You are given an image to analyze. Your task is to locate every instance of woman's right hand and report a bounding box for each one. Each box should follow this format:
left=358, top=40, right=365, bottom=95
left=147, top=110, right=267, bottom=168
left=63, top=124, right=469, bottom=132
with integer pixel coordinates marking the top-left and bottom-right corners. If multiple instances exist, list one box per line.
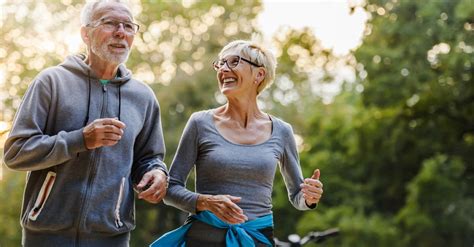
left=197, top=194, right=248, bottom=224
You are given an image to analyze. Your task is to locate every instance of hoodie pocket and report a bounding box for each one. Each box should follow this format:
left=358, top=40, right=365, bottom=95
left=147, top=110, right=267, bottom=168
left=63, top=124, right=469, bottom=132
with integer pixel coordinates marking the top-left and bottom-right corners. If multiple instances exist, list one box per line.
left=114, top=177, right=126, bottom=228
left=28, top=171, right=56, bottom=221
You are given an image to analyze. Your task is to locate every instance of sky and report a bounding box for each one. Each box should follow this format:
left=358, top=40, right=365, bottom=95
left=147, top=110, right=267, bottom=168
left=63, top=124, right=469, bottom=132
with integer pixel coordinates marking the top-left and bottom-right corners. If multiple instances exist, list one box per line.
left=256, top=0, right=369, bottom=104
left=258, top=0, right=368, bottom=55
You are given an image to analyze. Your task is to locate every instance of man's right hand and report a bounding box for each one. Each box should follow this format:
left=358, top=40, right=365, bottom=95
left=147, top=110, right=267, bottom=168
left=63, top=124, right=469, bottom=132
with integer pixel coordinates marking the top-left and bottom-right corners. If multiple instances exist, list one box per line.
left=83, top=118, right=126, bottom=150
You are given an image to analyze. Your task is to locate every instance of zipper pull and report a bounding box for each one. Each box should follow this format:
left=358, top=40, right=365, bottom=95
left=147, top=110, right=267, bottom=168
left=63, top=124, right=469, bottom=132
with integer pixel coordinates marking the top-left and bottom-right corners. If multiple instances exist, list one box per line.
left=102, top=84, right=107, bottom=92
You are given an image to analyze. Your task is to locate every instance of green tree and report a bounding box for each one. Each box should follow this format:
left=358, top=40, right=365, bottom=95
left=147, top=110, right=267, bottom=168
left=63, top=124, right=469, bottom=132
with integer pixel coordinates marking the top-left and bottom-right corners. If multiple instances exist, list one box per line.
left=355, top=1, right=474, bottom=245
left=397, top=155, right=473, bottom=246
left=297, top=0, right=473, bottom=246
left=0, top=164, right=25, bottom=247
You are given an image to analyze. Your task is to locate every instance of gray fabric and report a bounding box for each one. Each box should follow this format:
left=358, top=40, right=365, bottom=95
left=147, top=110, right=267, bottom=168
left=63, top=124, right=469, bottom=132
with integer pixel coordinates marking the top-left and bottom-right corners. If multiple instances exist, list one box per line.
left=4, top=55, right=167, bottom=245
left=164, top=110, right=313, bottom=220
left=22, top=229, right=130, bottom=247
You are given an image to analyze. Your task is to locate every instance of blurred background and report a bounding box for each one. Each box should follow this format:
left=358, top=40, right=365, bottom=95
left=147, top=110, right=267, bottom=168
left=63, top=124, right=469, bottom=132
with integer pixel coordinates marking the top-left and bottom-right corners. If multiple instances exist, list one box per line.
left=1, top=0, right=473, bottom=246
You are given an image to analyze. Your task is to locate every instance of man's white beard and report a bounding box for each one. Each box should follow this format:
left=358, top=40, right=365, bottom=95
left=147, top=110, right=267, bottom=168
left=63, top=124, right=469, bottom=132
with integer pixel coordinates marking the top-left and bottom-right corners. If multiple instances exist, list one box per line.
left=91, top=38, right=130, bottom=65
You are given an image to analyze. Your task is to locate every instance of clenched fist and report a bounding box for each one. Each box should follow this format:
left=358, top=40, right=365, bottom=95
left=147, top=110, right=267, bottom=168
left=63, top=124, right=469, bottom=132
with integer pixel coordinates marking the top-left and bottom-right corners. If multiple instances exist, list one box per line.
left=83, top=118, right=126, bottom=150
left=136, top=169, right=168, bottom=204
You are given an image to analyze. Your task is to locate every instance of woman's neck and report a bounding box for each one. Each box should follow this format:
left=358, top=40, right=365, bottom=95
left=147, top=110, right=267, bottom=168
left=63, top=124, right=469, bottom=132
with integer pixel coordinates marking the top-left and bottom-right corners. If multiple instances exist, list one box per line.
left=218, top=97, right=266, bottom=129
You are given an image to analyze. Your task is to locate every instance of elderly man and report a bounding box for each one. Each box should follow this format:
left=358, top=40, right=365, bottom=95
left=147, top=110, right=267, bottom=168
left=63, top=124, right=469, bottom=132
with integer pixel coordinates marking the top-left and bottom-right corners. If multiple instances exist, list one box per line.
left=3, top=1, right=167, bottom=246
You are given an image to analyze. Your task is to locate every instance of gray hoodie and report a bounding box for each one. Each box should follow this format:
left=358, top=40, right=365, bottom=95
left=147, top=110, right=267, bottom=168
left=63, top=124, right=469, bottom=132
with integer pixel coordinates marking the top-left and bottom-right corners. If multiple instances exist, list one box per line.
left=3, top=55, right=167, bottom=246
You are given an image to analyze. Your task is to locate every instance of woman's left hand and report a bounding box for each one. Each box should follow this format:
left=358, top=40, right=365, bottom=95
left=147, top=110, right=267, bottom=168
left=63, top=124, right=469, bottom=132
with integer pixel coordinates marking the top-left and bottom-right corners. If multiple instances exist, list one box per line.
left=300, top=169, right=323, bottom=206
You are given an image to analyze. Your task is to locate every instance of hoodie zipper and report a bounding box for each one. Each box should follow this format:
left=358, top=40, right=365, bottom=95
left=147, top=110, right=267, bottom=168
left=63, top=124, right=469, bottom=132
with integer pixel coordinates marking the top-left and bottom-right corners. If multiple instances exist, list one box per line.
left=74, top=82, right=108, bottom=246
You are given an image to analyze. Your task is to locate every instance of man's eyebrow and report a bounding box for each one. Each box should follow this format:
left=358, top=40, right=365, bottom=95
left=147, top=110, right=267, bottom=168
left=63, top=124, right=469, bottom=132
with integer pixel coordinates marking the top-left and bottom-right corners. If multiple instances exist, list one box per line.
left=99, top=16, right=134, bottom=22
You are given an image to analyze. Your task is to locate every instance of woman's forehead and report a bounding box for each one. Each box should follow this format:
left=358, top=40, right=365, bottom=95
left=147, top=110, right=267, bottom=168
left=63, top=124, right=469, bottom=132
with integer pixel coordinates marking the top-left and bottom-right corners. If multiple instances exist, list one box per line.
left=220, top=47, right=242, bottom=58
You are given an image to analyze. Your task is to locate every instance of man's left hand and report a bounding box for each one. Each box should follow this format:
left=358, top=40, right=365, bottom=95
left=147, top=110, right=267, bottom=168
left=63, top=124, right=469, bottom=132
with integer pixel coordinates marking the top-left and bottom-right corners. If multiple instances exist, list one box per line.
left=136, top=169, right=168, bottom=204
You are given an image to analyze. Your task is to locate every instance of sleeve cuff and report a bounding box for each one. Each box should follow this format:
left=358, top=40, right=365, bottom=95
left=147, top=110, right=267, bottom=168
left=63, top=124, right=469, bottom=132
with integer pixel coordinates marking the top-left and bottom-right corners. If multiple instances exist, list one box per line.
left=65, top=128, right=88, bottom=154
left=306, top=201, right=317, bottom=209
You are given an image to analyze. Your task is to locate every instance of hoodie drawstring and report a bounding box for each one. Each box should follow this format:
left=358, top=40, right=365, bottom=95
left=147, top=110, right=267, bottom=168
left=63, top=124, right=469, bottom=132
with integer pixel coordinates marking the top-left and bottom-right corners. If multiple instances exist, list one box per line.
left=118, top=84, right=121, bottom=121
left=84, top=70, right=122, bottom=126
left=84, top=71, right=92, bottom=126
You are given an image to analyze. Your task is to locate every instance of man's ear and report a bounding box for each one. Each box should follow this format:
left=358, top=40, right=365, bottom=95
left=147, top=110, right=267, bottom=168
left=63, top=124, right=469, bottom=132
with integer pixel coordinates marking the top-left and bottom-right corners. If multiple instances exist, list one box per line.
left=80, top=26, right=90, bottom=44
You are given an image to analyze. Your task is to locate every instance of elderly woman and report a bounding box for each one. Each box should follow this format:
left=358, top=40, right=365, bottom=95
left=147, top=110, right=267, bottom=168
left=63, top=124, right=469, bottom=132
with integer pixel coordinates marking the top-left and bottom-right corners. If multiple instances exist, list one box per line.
left=151, top=40, right=323, bottom=247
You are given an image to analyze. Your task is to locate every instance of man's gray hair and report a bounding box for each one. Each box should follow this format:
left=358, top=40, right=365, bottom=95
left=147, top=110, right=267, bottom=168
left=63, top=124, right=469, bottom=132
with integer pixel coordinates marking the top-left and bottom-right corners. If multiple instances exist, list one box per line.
left=80, top=0, right=132, bottom=26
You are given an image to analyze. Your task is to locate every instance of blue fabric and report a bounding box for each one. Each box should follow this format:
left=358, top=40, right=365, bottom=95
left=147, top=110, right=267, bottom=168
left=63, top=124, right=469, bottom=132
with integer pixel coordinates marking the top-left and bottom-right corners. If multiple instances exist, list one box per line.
left=150, top=211, right=273, bottom=247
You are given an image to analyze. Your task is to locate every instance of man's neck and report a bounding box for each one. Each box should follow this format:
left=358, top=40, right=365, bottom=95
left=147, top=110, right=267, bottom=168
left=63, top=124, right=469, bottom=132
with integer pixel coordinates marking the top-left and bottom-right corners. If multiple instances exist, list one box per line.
left=85, top=55, right=120, bottom=80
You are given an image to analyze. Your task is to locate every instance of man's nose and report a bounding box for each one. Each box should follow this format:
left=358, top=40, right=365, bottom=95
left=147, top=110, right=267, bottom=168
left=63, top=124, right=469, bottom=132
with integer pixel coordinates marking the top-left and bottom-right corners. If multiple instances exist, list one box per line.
left=113, top=23, right=126, bottom=37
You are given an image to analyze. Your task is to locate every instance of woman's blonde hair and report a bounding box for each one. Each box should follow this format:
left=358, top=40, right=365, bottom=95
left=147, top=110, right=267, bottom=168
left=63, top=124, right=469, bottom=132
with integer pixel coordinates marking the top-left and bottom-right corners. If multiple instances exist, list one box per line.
left=218, top=40, right=277, bottom=95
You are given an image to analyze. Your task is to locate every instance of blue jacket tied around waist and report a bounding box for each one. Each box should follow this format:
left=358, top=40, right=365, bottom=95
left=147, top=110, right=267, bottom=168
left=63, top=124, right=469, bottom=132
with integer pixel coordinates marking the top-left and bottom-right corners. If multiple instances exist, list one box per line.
left=150, top=211, right=273, bottom=247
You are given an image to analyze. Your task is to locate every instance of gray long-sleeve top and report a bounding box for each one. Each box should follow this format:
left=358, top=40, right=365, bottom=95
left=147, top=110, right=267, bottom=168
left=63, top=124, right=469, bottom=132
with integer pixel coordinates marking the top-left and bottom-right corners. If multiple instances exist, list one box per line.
left=164, top=110, right=313, bottom=220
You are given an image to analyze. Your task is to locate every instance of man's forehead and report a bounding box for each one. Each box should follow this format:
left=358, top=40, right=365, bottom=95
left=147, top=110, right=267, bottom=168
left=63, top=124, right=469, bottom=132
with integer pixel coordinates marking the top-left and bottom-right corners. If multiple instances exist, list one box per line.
left=91, top=2, right=133, bottom=22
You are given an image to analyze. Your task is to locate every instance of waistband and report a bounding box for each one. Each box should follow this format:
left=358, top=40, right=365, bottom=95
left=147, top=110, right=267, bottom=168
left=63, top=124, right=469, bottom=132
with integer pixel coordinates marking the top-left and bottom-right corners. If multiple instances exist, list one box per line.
left=23, top=229, right=130, bottom=247
left=150, top=211, right=273, bottom=247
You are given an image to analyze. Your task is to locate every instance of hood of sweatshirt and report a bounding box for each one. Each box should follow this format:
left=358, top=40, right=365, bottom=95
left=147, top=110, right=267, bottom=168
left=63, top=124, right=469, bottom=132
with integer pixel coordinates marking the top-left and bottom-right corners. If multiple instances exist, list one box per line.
left=58, top=54, right=133, bottom=124
left=59, top=54, right=132, bottom=85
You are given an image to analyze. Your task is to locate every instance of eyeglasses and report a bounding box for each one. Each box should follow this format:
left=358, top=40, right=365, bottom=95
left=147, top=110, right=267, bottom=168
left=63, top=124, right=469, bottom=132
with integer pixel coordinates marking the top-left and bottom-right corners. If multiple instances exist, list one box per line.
left=87, top=18, right=140, bottom=35
left=213, top=55, right=263, bottom=71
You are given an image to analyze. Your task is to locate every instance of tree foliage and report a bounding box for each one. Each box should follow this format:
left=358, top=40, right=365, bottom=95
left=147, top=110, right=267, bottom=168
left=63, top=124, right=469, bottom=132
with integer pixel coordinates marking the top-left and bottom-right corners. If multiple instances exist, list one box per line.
left=297, top=0, right=473, bottom=246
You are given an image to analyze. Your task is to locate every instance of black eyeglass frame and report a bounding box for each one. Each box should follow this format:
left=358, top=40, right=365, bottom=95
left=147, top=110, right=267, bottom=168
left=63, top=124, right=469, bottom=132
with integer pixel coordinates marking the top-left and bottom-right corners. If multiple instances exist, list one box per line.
left=86, top=18, right=140, bottom=34
left=213, top=55, right=264, bottom=71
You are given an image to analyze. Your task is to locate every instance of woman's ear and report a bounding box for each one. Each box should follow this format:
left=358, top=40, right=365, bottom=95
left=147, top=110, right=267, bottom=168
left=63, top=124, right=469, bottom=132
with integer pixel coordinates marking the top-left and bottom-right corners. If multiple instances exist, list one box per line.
left=255, top=68, right=266, bottom=84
